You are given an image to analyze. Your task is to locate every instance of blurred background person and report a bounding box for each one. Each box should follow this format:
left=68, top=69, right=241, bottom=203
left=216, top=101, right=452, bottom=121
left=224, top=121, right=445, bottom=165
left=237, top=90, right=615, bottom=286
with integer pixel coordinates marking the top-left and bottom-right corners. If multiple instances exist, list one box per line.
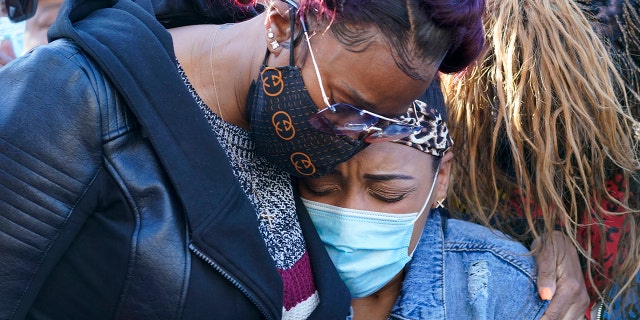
left=0, top=16, right=24, bottom=66
left=0, top=0, right=61, bottom=67
left=442, top=0, right=640, bottom=318
left=22, top=0, right=62, bottom=52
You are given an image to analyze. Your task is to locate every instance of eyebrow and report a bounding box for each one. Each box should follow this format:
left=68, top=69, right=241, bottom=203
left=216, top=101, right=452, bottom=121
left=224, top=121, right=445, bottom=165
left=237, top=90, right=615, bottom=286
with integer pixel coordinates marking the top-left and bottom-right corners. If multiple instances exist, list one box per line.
left=341, top=82, right=380, bottom=114
left=363, top=173, right=415, bottom=181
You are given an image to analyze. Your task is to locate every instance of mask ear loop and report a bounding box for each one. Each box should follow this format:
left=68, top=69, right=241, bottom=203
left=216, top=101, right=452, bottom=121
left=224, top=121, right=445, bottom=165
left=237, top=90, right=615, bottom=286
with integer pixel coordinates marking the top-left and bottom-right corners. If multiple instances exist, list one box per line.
left=288, top=3, right=296, bottom=66
left=413, top=161, right=441, bottom=223
left=281, top=0, right=300, bottom=66
left=407, top=161, right=441, bottom=257
left=281, top=0, right=333, bottom=109
left=409, top=162, right=442, bottom=257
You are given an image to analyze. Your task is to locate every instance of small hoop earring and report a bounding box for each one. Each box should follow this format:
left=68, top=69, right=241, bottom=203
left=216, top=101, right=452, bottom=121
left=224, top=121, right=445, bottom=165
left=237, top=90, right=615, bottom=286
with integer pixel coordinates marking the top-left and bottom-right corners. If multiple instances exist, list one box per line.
left=435, top=199, right=445, bottom=209
left=270, top=40, right=280, bottom=50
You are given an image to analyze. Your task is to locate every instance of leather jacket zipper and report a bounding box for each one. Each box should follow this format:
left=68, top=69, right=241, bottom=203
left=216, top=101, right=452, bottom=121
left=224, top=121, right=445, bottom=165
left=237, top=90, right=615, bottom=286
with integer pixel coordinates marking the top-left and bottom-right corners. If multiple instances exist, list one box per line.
left=594, top=300, right=605, bottom=320
left=188, top=243, right=273, bottom=320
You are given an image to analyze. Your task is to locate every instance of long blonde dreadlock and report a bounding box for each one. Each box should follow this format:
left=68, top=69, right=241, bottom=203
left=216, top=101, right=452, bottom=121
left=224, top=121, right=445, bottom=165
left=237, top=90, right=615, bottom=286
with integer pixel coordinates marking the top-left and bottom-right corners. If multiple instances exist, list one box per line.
left=441, top=0, right=640, bottom=310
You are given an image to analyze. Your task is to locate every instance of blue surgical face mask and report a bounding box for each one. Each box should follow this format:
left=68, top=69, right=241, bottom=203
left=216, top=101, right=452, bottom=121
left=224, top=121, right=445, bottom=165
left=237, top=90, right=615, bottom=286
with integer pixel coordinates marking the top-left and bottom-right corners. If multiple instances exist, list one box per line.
left=303, top=168, right=439, bottom=298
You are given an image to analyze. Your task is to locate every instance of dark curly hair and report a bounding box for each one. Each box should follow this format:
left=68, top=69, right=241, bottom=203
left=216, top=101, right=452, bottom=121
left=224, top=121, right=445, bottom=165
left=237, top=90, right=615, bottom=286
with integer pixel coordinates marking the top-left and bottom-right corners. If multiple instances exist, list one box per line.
left=297, top=0, right=486, bottom=78
left=210, top=0, right=484, bottom=78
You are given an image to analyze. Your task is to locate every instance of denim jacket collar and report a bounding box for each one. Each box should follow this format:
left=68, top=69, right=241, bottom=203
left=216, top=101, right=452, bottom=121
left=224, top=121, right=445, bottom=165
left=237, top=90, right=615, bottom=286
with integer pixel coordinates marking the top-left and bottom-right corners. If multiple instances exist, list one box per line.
left=389, top=209, right=446, bottom=319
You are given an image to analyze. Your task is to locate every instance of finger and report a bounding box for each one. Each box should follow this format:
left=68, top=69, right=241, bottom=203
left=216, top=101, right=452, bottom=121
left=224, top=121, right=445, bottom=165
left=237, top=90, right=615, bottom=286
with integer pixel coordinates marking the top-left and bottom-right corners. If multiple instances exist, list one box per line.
left=551, top=272, right=590, bottom=319
left=532, top=236, right=558, bottom=301
left=0, top=39, right=16, bottom=66
left=552, top=235, right=589, bottom=319
left=540, top=286, right=589, bottom=320
left=538, top=231, right=590, bottom=319
left=1, top=39, right=15, bottom=57
left=0, top=51, right=13, bottom=67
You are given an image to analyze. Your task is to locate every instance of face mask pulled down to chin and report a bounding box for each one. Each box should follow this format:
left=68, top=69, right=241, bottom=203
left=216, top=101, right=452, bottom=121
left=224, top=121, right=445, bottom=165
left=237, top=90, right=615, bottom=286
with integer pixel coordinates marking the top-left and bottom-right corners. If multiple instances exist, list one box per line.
left=247, top=65, right=366, bottom=178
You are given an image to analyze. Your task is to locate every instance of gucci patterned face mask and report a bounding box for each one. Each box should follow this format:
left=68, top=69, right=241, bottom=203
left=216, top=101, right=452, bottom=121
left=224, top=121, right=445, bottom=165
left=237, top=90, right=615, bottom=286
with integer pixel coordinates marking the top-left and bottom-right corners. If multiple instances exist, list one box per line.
left=246, top=65, right=366, bottom=178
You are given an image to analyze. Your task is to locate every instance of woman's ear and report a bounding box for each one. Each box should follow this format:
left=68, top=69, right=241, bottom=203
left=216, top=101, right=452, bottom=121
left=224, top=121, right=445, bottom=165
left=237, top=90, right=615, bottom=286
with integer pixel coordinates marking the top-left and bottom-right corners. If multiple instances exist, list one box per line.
left=433, top=152, right=453, bottom=205
left=264, top=1, right=295, bottom=55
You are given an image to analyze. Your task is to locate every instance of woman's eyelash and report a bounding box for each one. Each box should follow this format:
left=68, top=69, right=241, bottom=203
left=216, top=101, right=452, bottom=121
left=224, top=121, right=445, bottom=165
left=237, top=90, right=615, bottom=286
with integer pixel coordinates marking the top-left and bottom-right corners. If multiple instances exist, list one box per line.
left=369, top=190, right=410, bottom=203
left=368, top=186, right=416, bottom=203
left=308, top=189, right=333, bottom=196
left=371, top=193, right=407, bottom=203
left=305, top=184, right=340, bottom=196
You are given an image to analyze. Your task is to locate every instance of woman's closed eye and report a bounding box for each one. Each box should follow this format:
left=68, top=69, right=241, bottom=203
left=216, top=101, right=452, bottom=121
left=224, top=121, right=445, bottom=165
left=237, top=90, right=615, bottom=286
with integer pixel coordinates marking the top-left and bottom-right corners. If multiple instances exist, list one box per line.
left=302, top=180, right=341, bottom=196
left=368, top=185, right=415, bottom=203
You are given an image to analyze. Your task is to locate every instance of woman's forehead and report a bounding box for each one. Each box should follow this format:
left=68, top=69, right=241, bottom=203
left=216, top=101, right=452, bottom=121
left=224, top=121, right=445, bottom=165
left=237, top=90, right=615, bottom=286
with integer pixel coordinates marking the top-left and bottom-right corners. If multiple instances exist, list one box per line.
left=315, top=36, right=434, bottom=117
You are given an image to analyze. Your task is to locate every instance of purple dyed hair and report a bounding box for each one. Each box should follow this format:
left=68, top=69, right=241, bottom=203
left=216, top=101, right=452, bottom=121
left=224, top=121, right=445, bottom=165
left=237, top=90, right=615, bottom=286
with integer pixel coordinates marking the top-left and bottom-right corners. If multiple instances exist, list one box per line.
left=297, top=0, right=486, bottom=76
left=232, top=0, right=485, bottom=77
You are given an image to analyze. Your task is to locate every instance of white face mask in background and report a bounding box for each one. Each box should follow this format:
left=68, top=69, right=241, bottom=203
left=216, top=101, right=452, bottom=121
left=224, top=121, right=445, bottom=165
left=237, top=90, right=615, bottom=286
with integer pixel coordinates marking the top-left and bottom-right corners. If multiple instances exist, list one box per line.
left=0, top=17, right=25, bottom=57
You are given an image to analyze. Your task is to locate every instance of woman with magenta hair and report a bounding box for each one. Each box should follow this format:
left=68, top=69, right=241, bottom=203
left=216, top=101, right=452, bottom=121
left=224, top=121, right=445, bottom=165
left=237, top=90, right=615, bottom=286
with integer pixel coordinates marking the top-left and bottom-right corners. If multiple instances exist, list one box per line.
left=0, top=0, right=484, bottom=318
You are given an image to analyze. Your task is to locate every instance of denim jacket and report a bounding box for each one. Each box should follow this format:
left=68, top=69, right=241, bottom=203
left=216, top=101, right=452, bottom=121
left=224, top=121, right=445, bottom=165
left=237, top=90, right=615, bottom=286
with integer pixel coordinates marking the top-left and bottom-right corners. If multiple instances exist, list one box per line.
left=389, top=209, right=548, bottom=320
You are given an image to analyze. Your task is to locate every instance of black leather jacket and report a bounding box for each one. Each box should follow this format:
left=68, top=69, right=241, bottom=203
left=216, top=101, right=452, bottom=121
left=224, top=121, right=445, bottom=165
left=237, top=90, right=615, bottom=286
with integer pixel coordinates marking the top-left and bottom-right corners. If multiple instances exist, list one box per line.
left=0, top=0, right=350, bottom=318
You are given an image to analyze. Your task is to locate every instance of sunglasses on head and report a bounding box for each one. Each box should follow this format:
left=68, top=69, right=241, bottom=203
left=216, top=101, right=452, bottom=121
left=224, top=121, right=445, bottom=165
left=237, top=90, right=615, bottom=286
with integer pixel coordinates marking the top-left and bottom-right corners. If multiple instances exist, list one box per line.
left=2, top=0, right=37, bottom=22
left=280, top=0, right=422, bottom=143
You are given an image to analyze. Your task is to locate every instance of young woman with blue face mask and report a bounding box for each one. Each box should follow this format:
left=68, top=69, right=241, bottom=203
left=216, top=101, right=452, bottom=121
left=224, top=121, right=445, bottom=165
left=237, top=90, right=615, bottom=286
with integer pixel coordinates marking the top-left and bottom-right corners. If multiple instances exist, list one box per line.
left=299, top=83, right=551, bottom=319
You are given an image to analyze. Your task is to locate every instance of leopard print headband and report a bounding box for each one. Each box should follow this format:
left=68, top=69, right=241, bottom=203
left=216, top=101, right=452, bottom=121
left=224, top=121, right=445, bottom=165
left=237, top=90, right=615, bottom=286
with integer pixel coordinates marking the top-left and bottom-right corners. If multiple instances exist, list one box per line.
left=391, top=99, right=453, bottom=157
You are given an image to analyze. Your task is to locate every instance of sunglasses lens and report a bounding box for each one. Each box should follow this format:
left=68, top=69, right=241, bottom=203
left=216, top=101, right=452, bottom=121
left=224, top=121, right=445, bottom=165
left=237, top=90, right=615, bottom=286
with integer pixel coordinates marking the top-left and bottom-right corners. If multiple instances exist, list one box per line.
left=309, top=103, right=378, bottom=138
left=309, top=103, right=420, bottom=143
left=5, top=0, right=37, bottom=22
left=364, top=124, right=420, bottom=143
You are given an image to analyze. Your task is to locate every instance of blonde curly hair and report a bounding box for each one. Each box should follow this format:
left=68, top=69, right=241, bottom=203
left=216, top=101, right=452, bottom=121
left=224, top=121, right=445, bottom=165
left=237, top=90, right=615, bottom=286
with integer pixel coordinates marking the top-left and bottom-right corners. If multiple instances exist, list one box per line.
left=442, top=0, right=640, bottom=309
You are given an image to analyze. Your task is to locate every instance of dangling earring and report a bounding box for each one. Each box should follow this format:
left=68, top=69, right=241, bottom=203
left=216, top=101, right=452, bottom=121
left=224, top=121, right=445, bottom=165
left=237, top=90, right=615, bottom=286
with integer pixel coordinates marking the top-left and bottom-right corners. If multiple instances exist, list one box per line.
left=267, top=28, right=280, bottom=50
left=435, top=199, right=445, bottom=209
